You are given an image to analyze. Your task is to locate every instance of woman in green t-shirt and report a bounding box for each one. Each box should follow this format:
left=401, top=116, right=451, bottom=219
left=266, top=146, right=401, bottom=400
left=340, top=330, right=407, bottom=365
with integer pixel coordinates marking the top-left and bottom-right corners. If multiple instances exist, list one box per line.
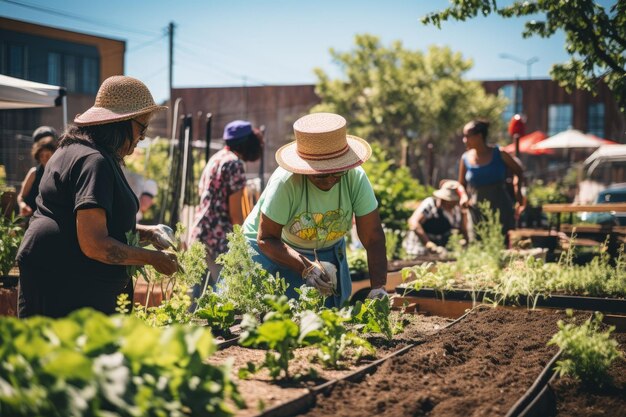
left=242, top=113, right=388, bottom=306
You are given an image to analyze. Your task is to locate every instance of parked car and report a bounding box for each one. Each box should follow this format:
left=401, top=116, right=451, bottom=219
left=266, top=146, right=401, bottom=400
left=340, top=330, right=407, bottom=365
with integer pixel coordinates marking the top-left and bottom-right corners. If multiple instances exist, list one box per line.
left=579, top=183, right=626, bottom=226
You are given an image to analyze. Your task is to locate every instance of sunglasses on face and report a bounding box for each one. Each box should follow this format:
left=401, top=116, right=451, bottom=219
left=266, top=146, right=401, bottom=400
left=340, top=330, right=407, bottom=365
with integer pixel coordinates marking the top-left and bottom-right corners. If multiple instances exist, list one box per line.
left=132, top=119, right=148, bottom=140
left=310, top=170, right=348, bottom=179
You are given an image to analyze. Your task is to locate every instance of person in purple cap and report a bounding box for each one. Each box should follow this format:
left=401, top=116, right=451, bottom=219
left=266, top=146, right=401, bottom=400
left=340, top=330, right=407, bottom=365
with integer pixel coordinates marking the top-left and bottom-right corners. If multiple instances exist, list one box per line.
left=190, top=120, right=263, bottom=291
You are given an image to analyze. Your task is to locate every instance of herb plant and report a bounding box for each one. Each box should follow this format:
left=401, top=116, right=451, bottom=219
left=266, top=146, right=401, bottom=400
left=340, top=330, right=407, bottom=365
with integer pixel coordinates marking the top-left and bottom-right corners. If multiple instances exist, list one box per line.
left=548, top=311, right=623, bottom=387
left=133, top=290, right=193, bottom=327
left=217, top=226, right=286, bottom=316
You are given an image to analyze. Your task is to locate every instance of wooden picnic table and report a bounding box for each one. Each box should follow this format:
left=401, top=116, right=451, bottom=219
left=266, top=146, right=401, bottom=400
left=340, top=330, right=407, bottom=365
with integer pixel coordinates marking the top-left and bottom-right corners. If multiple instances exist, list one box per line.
left=542, top=203, right=626, bottom=213
left=541, top=203, right=626, bottom=257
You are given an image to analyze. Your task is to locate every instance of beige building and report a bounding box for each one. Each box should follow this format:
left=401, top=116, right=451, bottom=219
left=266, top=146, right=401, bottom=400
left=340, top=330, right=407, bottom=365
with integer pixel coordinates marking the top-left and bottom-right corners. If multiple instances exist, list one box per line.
left=0, top=17, right=125, bottom=186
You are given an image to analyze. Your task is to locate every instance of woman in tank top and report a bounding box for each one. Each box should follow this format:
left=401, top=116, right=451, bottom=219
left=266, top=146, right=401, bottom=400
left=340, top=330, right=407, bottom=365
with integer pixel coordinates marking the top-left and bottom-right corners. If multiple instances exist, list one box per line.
left=457, top=120, right=525, bottom=241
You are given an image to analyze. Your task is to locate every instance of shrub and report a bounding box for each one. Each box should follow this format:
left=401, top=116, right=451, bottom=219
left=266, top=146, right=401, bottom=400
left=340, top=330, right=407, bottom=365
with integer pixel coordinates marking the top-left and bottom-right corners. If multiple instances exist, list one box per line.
left=362, top=143, right=432, bottom=231
left=0, top=216, right=23, bottom=275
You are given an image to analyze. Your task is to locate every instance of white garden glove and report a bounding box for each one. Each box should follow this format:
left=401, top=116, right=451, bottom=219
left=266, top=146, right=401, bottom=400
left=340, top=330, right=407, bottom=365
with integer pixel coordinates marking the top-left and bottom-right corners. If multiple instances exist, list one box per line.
left=152, top=224, right=176, bottom=250
left=302, top=262, right=334, bottom=296
left=367, top=287, right=388, bottom=299
left=425, top=241, right=447, bottom=256
left=319, top=261, right=338, bottom=293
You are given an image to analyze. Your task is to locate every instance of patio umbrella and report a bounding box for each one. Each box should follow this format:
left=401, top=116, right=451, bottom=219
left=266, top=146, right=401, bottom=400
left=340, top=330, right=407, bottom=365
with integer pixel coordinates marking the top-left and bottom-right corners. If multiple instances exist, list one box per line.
left=531, top=129, right=608, bottom=150
left=502, top=130, right=554, bottom=155
left=587, top=134, right=618, bottom=146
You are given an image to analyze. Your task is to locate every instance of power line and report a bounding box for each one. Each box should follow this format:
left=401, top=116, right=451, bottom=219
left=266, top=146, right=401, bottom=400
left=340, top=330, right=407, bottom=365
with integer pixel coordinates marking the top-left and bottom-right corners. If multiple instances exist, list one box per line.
left=176, top=45, right=267, bottom=85
left=2, top=0, right=160, bottom=38
left=141, top=65, right=168, bottom=82
left=128, top=33, right=167, bottom=52
left=177, top=35, right=302, bottom=79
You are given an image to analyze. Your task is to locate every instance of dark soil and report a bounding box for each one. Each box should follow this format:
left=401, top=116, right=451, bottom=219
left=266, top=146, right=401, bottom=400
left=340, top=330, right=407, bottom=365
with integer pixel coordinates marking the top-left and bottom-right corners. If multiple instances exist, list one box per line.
left=208, top=313, right=450, bottom=417
left=552, top=332, right=626, bottom=417
left=301, top=307, right=568, bottom=417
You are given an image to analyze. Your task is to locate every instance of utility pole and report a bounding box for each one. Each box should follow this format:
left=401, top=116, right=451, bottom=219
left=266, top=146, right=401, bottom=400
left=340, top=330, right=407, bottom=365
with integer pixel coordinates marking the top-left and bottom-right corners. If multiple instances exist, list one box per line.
left=168, top=22, right=175, bottom=95
left=168, top=21, right=175, bottom=134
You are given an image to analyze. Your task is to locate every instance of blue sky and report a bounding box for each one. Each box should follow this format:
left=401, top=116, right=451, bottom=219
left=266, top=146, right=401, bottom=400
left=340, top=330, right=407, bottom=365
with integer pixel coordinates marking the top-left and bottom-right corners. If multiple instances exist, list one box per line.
left=1, top=0, right=598, bottom=103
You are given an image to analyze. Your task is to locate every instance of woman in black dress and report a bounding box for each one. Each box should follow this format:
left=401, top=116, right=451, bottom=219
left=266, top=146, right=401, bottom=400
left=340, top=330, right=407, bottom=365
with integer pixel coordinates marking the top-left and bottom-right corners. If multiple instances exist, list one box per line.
left=17, top=129, right=58, bottom=220
left=17, top=76, right=178, bottom=318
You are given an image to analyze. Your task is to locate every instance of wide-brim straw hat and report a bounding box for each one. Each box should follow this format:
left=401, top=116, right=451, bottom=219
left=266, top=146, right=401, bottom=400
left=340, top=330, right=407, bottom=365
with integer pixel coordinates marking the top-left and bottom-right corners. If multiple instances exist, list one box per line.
left=74, top=76, right=167, bottom=126
left=275, top=113, right=371, bottom=174
left=433, top=180, right=461, bottom=202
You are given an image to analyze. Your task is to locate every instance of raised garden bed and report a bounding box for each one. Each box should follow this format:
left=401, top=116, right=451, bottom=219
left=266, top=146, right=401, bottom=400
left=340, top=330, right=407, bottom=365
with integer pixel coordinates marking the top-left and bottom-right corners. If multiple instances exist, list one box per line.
left=0, top=267, right=19, bottom=317
left=207, top=312, right=451, bottom=416
left=397, top=285, right=626, bottom=315
left=509, top=330, right=626, bottom=417
left=297, top=307, right=572, bottom=417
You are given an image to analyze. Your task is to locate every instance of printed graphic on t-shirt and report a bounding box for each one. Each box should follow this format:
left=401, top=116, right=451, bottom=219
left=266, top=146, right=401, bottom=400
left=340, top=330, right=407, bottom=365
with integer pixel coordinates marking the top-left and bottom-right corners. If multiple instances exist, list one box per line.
left=288, top=208, right=349, bottom=242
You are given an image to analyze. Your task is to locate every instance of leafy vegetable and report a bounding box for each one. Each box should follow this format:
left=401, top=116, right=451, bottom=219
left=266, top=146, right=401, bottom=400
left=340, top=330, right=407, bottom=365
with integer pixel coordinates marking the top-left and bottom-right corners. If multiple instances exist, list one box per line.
left=238, top=295, right=320, bottom=380
left=351, top=295, right=400, bottom=341
left=313, top=308, right=374, bottom=368
left=0, top=308, right=244, bottom=416
left=195, top=291, right=236, bottom=334
left=549, top=311, right=623, bottom=387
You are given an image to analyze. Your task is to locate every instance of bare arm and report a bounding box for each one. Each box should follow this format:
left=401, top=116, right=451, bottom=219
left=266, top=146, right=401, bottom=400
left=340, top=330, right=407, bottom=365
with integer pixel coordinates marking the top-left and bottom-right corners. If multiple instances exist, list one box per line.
left=355, top=209, right=387, bottom=289
left=228, top=188, right=245, bottom=226
left=76, top=208, right=177, bottom=275
left=257, top=212, right=314, bottom=276
left=408, top=209, right=431, bottom=245
left=17, top=168, right=37, bottom=216
left=500, top=151, right=525, bottom=205
left=457, top=158, right=469, bottom=207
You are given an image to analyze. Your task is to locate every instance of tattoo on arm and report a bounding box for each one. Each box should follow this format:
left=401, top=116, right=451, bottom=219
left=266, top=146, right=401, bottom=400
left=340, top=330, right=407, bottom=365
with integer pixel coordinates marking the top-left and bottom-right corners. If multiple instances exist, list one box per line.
left=106, top=245, right=128, bottom=264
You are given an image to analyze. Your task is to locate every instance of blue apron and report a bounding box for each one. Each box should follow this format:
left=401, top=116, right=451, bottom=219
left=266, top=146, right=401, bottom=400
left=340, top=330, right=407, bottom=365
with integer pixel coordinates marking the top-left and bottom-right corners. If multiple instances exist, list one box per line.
left=246, top=237, right=351, bottom=308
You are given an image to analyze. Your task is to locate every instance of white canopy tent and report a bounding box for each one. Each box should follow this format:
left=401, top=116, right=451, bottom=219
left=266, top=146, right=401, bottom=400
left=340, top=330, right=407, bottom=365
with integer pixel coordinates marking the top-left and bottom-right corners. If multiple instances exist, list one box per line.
left=0, top=74, right=67, bottom=127
left=584, top=144, right=626, bottom=176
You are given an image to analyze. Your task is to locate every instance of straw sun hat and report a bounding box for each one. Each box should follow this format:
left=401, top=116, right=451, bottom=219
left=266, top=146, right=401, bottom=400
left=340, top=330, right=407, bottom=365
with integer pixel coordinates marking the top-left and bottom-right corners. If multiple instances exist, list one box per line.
left=433, top=180, right=461, bottom=202
left=74, top=76, right=167, bottom=126
left=275, top=113, right=372, bottom=174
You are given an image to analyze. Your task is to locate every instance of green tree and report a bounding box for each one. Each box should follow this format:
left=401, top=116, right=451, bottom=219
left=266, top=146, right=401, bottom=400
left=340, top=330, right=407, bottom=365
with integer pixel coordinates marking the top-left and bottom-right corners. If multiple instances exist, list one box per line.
left=312, top=34, right=505, bottom=158
left=422, top=1, right=626, bottom=111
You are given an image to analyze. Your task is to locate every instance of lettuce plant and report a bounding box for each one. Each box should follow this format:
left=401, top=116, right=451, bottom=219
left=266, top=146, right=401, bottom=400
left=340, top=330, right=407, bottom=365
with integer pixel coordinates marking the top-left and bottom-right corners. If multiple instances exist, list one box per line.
left=313, top=308, right=374, bottom=368
left=238, top=295, right=321, bottom=380
left=0, top=308, right=243, bottom=416
left=195, top=291, right=236, bottom=335
left=351, top=295, right=400, bottom=341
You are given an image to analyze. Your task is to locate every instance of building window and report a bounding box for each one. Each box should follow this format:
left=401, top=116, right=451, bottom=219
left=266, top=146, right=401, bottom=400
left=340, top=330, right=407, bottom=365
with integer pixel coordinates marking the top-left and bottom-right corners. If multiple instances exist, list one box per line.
left=64, top=55, right=78, bottom=92
left=82, top=57, right=98, bottom=94
left=8, top=44, right=26, bottom=78
left=548, top=104, right=573, bottom=136
left=498, top=84, right=523, bottom=122
left=48, top=52, right=61, bottom=85
left=587, top=103, right=605, bottom=138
